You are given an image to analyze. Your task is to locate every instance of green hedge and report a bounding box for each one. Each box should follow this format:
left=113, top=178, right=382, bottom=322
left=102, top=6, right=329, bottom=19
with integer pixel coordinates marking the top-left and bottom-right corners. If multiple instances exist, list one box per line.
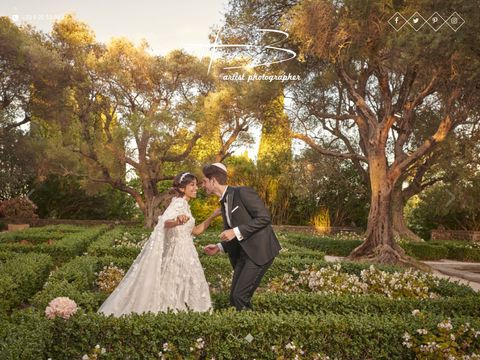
left=202, top=256, right=475, bottom=297
left=288, top=236, right=361, bottom=256
left=212, top=292, right=480, bottom=317
left=0, top=253, right=52, bottom=313
left=0, top=230, right=66, bottom=245
left=87, top=227, right=143, bottom=259
left=30, top=255, right=133, bottom=311
left=402, top=242, right=450, bottom=261
left=283, top=234, right=480, bottom=262
left=0, top=226, right=108, bottom=263
left=432, top=241, right=480, bottom=262
left=0, top=225, right=86, bottom=245
left=0, top=309, right=53, bottom=360
left=2, top=308, right=480, bottom=360
left=402, top=241, right=480, bottom=262
left=201, top=256, right=403, bottom=284
left=0, top=251, right=19, bottom=264
left=29, top=250, right=476, bottom=315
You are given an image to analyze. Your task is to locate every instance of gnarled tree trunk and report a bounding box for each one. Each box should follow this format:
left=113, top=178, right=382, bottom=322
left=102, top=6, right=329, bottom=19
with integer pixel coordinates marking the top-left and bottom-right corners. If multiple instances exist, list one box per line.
left=141, top=182, right=171, bottom=228
left=392, top=184, right=423, bottom=242
left=348, top=152, right=423, bottom=268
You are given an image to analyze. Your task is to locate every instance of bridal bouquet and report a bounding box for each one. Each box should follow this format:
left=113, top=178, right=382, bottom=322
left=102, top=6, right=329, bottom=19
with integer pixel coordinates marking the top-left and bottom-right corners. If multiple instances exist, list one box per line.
left=45, top=296, right=78, bottom=319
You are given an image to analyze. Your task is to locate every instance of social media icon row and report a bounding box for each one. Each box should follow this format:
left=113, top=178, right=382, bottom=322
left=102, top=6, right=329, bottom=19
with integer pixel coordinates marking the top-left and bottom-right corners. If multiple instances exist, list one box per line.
left=388, top=11, right=465, bottom=32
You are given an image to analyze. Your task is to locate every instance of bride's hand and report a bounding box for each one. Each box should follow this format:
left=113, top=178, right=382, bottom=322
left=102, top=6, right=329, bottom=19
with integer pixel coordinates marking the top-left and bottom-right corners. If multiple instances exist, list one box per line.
left=176, top=215, right=190, bottom=225
left=212, top=208, right=222, bottom=217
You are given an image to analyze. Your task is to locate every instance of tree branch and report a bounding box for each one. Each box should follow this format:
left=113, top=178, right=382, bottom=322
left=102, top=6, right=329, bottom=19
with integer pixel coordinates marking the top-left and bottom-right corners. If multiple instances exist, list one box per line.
left=292, top=132, right=368, bottom=162
left=161, top=133, right=201, bottom=162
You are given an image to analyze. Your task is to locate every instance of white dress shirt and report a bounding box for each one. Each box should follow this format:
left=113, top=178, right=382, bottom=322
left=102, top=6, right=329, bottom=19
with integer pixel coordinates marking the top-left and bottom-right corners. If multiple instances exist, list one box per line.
left=217, top=186, right=243, bottom=252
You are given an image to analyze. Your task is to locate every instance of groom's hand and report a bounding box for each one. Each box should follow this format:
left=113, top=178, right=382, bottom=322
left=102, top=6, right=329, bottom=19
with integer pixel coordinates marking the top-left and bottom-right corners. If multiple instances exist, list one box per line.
left=219, top=229, right=236, bottom=241
left=203, top=244, right=219, bottom=256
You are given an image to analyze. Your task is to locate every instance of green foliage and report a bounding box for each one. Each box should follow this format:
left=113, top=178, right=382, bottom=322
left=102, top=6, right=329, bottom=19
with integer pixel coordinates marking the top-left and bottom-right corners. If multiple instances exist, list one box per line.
left=0, top=229, right=65, bottom=244
left=31, top=279, right=105, bottom=314
left=403, top=311, right=480, bottom=359
left=30, top=175, right=139, bottom=220
left=402, top=242, right=450, bottom=261
left=0, top=309, right=53, bottom=360
left=0, top=253, right=52, bottom=313
left=280, top=232, right=480, bottom=262
left=87, top=227, right=147, bottom=258
left=0, top=225, right=108, bottom=263
left=1, top=308, right=480, bottom=359
left=1, top=225, right=479, bottom=359
left=290, top=153, right=370, bottom=227
left=407, top=174, right=480, bottom=238
left=286, top=233, right=362, bottom=256
left=189, top=195, right=223, bottom=230
left=212, top=292, right=480, bottom=317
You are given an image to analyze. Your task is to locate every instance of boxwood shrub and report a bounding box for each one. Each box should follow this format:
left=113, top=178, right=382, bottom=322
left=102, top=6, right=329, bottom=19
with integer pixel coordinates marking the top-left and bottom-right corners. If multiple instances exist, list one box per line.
left=2, top=308, right=480, bottom=360
left=0, top=253, right=52, bottom=313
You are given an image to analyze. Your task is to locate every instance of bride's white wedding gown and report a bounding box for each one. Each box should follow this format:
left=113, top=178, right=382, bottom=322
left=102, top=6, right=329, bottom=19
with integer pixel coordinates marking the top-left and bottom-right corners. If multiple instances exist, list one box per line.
left=98, top=197, right=212, bottom=316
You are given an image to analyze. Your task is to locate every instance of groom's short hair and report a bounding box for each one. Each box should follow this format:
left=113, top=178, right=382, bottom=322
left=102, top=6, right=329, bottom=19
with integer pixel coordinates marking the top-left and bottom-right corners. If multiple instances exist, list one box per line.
left=202, top=164, right=227, bottom=185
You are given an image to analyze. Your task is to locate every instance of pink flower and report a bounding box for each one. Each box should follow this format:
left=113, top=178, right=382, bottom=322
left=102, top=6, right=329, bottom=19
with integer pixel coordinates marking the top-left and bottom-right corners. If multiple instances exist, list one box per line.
left=45, top=297, right=78, bottom=319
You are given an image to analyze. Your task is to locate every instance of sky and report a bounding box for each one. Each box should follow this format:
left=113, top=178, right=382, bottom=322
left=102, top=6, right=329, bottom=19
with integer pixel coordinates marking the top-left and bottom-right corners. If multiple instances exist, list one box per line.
left=1, top=0, right=271, bottom=159
left=1, top=0, right=227, bottom=57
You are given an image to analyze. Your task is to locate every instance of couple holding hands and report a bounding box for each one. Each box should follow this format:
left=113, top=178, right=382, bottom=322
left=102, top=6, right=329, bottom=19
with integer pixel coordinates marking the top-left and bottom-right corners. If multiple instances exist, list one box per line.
left=98, top=163, right=281, bottom=316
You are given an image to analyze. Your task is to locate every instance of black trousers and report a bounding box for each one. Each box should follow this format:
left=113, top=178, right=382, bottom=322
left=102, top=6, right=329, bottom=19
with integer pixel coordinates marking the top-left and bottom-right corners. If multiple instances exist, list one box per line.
left=230, top=248, right=274, bottom=311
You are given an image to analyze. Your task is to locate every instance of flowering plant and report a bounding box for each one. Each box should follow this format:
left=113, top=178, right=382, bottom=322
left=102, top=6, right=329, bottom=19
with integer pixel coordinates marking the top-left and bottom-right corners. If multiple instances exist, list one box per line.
left=208, top=271, right=233, bottom=294
left=267, top=264, right=439, bottom=299
left=271, top=341, right=332, bottom=360
left=96, top=263, right=125, bottom=293
left=403, top=310, right=480, bottom=359
left=45, top=296, right=78, bottom=319
left=82, top=344, right=107, bottom=360
left=113, top=231, right=148, bottom=248
left=331, top=231, right=365, bottom=241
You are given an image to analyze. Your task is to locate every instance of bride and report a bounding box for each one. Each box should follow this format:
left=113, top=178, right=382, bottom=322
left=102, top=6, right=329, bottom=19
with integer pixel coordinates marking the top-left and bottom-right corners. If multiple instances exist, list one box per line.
left=98, top=172, right=219, bottom=316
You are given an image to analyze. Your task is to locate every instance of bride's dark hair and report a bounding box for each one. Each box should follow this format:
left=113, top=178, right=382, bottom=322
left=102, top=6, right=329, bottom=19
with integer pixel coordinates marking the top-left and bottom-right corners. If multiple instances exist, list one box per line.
left=169, top=172, right=198, bottom=197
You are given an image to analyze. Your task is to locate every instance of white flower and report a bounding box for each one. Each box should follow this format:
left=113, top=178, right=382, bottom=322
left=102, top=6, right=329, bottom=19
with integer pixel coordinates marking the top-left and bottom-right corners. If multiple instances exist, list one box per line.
left=285, top=342, right=296, bottom=350
left=417, top=329, right=428, bottom=335
left=195, top=337, right=205, bottom=349
left=437, top=319, right=453, bottom=331
left=82, top=355, right=89, bottom=360
left=412, top=309, right=421, bottom=317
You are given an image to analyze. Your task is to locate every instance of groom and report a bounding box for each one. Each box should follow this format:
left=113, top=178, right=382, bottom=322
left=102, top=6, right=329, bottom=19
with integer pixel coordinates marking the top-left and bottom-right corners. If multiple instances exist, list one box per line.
left=202, top=163, right=281, bottom=311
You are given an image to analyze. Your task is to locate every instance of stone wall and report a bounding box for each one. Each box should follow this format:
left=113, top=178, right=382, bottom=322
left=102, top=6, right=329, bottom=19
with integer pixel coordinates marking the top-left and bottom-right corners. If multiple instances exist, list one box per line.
left=1, top=218, right=141, bottom=227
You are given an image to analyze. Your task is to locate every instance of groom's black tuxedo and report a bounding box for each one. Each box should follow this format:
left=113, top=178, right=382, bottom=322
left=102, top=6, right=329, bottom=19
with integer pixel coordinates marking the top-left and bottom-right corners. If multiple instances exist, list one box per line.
left=219, top=186, right=281, bottom=310
left=220, top=186, right=281, bottom=266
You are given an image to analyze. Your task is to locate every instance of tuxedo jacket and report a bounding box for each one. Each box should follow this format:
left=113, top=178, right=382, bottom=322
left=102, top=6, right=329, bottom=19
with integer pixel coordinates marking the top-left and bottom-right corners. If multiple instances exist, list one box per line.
left=220, top=186, right=281, bottom=266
